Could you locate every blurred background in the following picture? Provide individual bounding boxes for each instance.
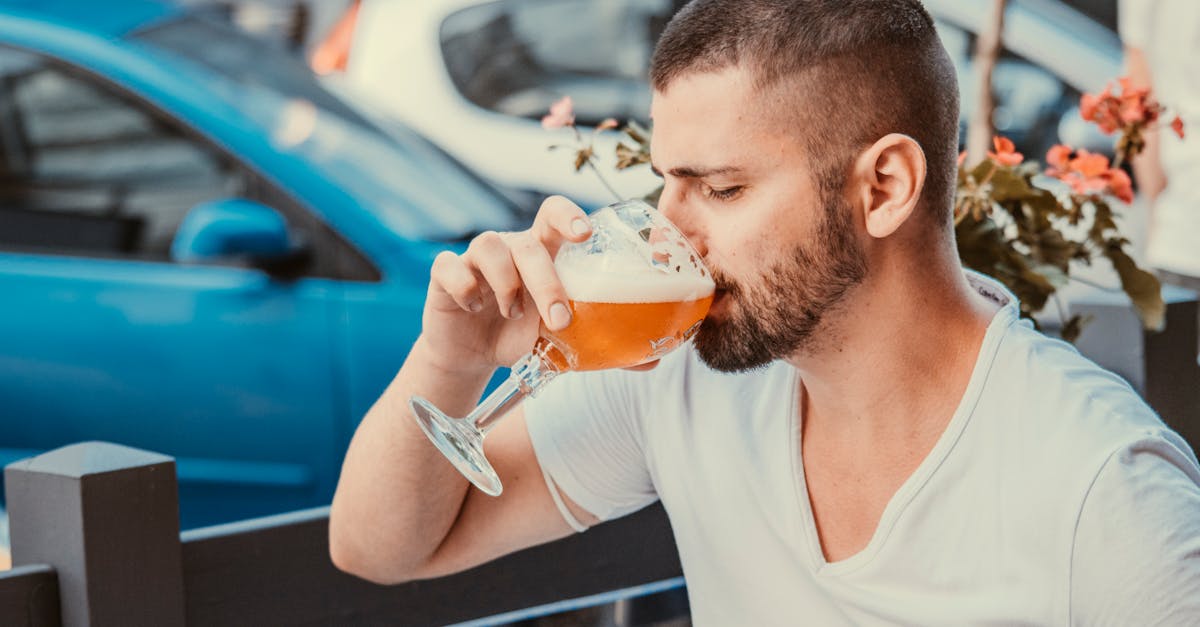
[0,0,1138,621]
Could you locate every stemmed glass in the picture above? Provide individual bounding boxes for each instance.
[411,199,714,496]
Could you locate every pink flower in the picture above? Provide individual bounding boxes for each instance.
[541,96,575,129]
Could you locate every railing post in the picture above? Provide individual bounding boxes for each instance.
[1072,285,1200,449]
[4,441,185,626]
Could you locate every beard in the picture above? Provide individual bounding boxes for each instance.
[693,195,867,373]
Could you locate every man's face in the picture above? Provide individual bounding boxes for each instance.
[649,67,868,372]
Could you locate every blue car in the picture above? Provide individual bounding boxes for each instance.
[0,0,523,527]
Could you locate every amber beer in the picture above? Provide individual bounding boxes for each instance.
[536,263,715,372]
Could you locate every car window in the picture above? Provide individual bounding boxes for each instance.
[0,45,248,260]
[440,0,687,125]
[134,14,522,241]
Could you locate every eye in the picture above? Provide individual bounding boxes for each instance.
[704,185,743,201]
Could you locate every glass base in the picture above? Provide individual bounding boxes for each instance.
[411,396,503,496]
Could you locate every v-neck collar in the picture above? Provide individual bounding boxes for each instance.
[788,274,1019,576]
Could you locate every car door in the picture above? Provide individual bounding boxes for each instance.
[0,44,360,528]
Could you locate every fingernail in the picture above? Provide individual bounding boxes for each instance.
[468,299,483,313]
[549,302,571,329]
[509,303,524,319]
[571,218,590,236]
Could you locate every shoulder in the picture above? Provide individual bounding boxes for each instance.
[988,318,1165,440]
[1068,434,1200,623]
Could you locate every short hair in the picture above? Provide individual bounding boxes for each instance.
[650,0,959,226]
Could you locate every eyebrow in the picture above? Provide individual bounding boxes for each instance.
[650,163,745,179]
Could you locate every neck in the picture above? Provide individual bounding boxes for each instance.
[787,249,999,443]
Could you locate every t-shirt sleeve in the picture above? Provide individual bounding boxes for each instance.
[1069,434,1200,625]
[1118,0,1154,49]
[523,366,659,525]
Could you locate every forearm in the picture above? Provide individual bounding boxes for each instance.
[329,336,493,584]
[1125,46,1167,203]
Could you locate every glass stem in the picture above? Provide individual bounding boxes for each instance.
[468,350,559,435]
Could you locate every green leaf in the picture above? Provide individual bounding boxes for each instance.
[989,167,1035,201]
[968,160,994,182]
[1104,244,1166,331]
[573,147,594,172]
[615,143,650,170]
[624,120,651,145]
[1060,314,1092,343]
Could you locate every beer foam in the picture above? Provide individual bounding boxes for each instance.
[555,257,714,303]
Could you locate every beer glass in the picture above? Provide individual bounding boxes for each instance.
[411,199,714,496]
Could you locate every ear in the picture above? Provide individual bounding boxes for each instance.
[852,133,926,239]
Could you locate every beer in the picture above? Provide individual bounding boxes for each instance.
[537,263,715,372]
[411,199,713,497]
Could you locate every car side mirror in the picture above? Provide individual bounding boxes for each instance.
[170,199,310,279]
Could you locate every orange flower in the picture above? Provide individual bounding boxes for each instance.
[1171,115,1186,139]
[1119,96,1146,124]
[1069,149,1110,179]
[1080,84,1121,134]
[987,136,1023,166]
[541,96,575,129]
[1080,92,1101,121]
[1043,147,1132,203]
[1105,168,1134,204]
[1045,144,1072,171]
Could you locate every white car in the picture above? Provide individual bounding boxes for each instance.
[321,0,1119,210]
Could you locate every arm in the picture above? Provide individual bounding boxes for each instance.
[1069,437,1200,625]
[329,197,600,585]
[1124,46,1167,205]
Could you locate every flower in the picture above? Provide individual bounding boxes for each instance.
[987,136,1023,166]
[1042,147,1133,203]
[1171,115,1186,139]
[541,96,575,129]
[1045,144,1072,173]
[1070,149,1109,178]
[1106,167,1134,203]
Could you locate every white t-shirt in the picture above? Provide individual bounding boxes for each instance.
[1119,0,1200,277]
[525,274,1200,625]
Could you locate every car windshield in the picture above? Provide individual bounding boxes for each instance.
[441,0,689,125]
[131,14,519,241]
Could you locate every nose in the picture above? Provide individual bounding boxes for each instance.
[656,186,708,258]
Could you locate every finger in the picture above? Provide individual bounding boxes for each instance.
[430,251,483,312]
[532,195,592,251]
[507,232,573,331]
[465,231,525,319]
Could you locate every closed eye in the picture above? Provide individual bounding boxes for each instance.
[705,185,743,201]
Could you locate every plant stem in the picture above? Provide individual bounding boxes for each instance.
[1068,274,1122,292]
[1052,292,1069,328]
[586,159,623,201]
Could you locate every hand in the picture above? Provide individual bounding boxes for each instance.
[419,196,593,376]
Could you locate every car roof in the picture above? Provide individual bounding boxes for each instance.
[0,0,179,39]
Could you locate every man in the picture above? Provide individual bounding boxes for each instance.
[1120,0,1200,351]
[330,0,1200,623]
